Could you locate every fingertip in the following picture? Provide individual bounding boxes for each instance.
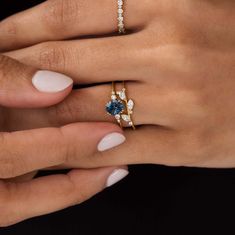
[97,132,126,152]
[29,70,74,107]
[105,167,129,187]
[68,165,129,190]
[0,55,74,108]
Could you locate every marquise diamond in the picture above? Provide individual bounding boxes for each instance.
[127,99,134,110]
[121,114,131,122]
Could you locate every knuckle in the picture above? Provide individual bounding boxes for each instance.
[49,97,80,125]
[0,55,12,78]
[43,0,83,33]
[38,42,67,70]
[55,125,92,165]
[0,154,17,179]
[54,127,75,164]
[0,134,21,179]
[0,55,27,89]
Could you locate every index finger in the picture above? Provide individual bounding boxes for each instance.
[0,122,125,179]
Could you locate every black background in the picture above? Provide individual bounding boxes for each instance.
[0,1,235,234]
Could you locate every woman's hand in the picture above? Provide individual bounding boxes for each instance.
[0,54,128,226]
[0,0,235,170]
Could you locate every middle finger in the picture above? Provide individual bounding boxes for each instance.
[0,0,149,51]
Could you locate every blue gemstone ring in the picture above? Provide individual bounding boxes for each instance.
[106,81,135,130]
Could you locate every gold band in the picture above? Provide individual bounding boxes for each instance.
[106,81,135,130]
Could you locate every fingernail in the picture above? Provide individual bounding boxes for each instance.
[106,169,129,187]
[97,132,126,152]
[32,70,73,93]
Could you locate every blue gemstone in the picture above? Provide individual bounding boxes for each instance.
[106,100,125,116]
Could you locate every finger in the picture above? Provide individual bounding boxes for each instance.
[5,37,144,85]
[4,171,38,183]
[0,166,129,226]
[49,125,182,170]
[0,55,73,108]
[7,83,174,132]
[94,126,179,167]
[0,122,125,179]
[0,0,147,51]
[48,83,173,127]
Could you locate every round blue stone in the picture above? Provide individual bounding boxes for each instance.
[106,100,125,116]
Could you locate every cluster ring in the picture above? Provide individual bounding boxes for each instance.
[106,81,136,130]
[105,2,135,129]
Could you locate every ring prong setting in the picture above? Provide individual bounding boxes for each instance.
[105,81,135,130]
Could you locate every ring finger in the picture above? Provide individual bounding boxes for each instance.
[7,82,175,131]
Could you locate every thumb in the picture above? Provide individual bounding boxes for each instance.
[0,55,73,108]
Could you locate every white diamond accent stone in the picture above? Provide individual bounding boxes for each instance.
[118,90,126,100]
[117,0,125,34]
[127,99,134,110]
[115,114,121,119]
[121,114,131,122]
[118,16,124,21]
[111,95,117,100]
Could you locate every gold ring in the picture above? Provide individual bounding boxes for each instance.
[106,81,135,130]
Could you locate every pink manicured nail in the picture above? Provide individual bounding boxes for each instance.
[97,132,126,152]
[106,169,129,187]
[32,70,73,93]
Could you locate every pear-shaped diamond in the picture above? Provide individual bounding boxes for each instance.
[118,90,126,100]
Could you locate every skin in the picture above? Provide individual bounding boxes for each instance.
[0,55,127,226]
[0,0,235,225]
